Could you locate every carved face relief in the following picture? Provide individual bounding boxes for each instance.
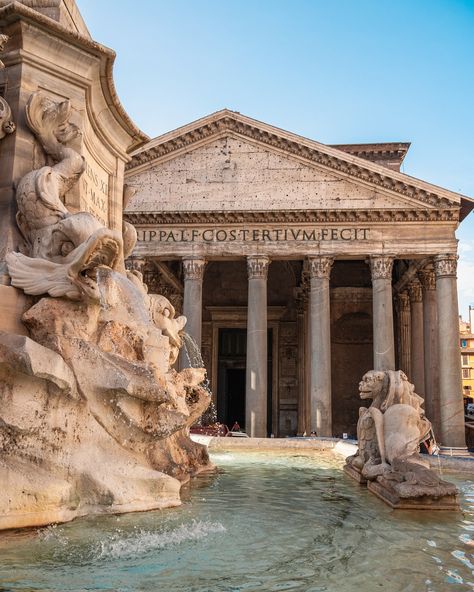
[148,294,187,364]
[358,370,385,400]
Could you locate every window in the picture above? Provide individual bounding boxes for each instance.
[461,339,468,348]
[462,354,469,366]
[463,368,471,379]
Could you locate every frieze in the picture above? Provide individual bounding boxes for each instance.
[137,226,370,244]
[125,209,458,226]
[126,115,462,212]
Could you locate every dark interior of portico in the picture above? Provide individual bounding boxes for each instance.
[195,258,376,437]
[145,257,409,437]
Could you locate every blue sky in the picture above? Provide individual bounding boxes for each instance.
[77,0,474,317]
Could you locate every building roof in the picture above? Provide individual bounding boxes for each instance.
[127,109,474,221]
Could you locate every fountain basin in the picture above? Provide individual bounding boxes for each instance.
[0,447,473,591]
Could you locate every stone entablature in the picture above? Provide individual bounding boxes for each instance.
[128,221,458,260]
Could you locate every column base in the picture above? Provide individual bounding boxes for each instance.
[439,446,471,457]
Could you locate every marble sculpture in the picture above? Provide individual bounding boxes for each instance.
[345,370,459,509]
[0,91,212,530]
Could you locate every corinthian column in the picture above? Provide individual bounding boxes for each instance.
[408,278,425,396]
[180,257,206,368]
[370,256,395,371]
[434,254,466,450]
[308,256,333,437]
[396,291,411,377]
[246,255,270,437]
[419,265,440,436]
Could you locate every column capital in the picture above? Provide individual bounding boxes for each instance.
[434,254,458,278]
[397,290,410,311]
[247,255,270,280]
[182,257,206,281]
[369,255,394,280]
[125,257,146,274]
[307,256,334,279]
[418,265,436,291]
[408,278,423,303]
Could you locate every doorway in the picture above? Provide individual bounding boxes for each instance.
[216,328,273,433]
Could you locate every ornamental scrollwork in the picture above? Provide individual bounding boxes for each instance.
[369,256,394,281]
[247,255,270,280]
[433,254,457,278]
[408,279,423,303]
[307,256,334,279]
[182,258,206,281]
[418,266,436,291]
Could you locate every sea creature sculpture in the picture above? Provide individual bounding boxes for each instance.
[0,90,211,531]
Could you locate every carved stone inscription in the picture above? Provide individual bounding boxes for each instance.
[80,144,110,227]
[137,226,370,244]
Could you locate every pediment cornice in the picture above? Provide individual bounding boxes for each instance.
[124,208,458,226]
[126,110,472,213]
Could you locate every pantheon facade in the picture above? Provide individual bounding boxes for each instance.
[124,110,473,450]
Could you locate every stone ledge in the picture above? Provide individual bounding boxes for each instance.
[200,435,474,473]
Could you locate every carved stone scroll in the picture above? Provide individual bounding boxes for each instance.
[307,255,334,279]
[370,255,394,280]
[247,255,270,280]
[434,254,457,278]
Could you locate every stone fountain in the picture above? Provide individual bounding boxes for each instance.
[0,91,212,530]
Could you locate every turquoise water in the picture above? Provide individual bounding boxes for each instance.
[0,451,473,592]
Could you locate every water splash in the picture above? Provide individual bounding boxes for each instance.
[96,266,151,324]
[181,332,217,425]
[96,520,226,560]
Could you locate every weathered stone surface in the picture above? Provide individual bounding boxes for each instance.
[345,370,459,509]
[0,65,210,529]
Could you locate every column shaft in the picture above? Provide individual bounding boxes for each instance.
[370,256,395,371]
[246,256,270,437]
[296,301,306,436]
[180,258,206,369]
[397,291,411,376]
[419,266,440,436]
[308,256,333,436]
[434,254,466,449]
[408,278,425,396]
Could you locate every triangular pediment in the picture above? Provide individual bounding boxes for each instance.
[125,110,473,220]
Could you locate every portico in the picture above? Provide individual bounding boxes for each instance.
[124,110,473,448]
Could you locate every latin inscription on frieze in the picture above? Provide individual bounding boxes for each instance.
[137,227,370,243]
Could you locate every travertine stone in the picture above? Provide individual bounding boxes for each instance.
[308,256,333,436]
[370,256,395,371]
[419,265,440,437]
[0,285,28,335]
[408,278,425,396]
[434,254,466,449]
[246,255,270,437]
